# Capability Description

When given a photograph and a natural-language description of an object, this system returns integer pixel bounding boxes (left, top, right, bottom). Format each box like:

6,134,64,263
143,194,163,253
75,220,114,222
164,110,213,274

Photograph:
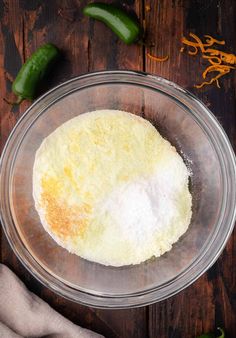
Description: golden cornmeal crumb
41,177,91,239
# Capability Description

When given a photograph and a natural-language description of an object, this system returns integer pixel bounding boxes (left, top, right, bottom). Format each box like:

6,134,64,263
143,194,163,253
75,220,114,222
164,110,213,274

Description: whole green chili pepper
197,334,215,338
197,327,225,338
11,43,60,104
83,3,141,45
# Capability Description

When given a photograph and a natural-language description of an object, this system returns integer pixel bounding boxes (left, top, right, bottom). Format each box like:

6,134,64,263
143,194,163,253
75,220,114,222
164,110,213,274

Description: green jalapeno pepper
197,328,225,338
11,43,60,104
83,3,141,45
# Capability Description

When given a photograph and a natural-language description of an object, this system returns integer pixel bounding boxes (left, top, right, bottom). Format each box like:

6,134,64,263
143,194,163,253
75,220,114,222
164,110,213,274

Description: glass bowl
1,71,235,309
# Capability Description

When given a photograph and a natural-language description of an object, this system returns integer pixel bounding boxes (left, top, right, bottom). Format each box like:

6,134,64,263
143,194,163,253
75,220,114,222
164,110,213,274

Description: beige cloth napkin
0,264,104,338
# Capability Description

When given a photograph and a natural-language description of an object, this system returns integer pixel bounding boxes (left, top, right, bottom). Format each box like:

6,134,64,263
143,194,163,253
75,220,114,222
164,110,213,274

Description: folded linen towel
0,264,104,338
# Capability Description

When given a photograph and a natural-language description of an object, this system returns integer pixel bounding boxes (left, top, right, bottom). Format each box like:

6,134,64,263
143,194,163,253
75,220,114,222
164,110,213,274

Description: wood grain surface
0,1,235,337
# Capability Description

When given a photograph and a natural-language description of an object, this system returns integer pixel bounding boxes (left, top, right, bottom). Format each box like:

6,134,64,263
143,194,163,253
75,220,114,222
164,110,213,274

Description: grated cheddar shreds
181,33,235,89
147,53,169,62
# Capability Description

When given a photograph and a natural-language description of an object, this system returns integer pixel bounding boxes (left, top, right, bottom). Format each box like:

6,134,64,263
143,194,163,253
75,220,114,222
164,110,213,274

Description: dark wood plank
145,0,236,337
0,1,148,337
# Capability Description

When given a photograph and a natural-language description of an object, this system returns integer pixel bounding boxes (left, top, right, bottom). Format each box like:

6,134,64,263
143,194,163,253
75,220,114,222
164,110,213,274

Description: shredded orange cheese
204,35,225,46
147,53,169,62
181,33,235,88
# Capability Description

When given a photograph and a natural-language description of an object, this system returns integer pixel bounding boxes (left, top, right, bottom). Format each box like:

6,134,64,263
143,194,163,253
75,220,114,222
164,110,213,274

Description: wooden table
0,1,235,337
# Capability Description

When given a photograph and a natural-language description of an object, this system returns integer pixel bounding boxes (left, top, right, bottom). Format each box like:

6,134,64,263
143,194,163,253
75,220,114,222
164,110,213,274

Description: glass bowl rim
1,70,236,309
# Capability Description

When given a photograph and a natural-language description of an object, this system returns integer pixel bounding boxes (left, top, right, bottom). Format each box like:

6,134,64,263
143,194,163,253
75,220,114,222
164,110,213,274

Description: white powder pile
101,155,192,261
